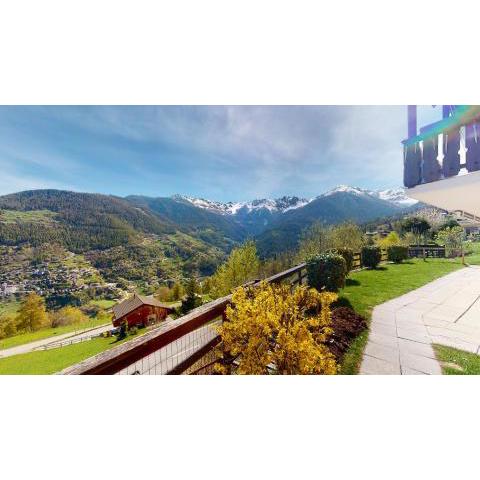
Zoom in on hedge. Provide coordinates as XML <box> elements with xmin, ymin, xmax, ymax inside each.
<box><xmin>334</xmin><ymin>247</ymin><xmax>355</xmax><ymax>273</ymax></box>
<box><xmin>387</xmin><ymin>245</ymin><xmax>409</xmax><ymax>263</ymax></box>
<box><xmin>306</xmin><ymin>253</ymin><xmax>347</xmax><ymax>292</ymax></box>
<box><xmin>361</xmin><ymin>246</ymin><xmax>382</xmax><ymax>269</ymax></box>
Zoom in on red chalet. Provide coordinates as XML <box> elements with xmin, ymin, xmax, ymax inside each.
<box><xmin>112</xmin><ymin>294</ymin><xmax>174</xmax><ymax>328</ymax></box>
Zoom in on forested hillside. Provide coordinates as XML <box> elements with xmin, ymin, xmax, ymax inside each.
<box><xmin>0</xmin><ymin>188</ymin><xmax>420</xmax><ymax>282</ymax></box>
<box><xmin>0</xmin><ymin>190</ymin><xmax>178</xmax><ymax>251</ymax></box>
<box><xmin>126</xmin><ymin>195</ymin><xmax>246</xmax><ymax>251</ymax></box>
<box><xmin>255</xmin><ymin>190</ymin><xmax>404</xmax><ymax>257</ymax></box>
<box><xmin>0</xmin><ymin>190</ymin><xmax>228</xmax><ymax>284</ymax></box>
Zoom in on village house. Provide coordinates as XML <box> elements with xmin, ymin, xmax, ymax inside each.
<box><xmin>112</xmin><ymin>293</ymin><xmax>174</xmax><ymax>328</ymax></box>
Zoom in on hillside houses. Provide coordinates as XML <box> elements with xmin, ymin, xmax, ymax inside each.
<box><xmin>0</xmin><ymin>245</ymin><xmax>124</xmax><ymax>301</ymax></box>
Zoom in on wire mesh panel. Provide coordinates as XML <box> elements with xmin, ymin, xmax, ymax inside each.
<box><xmin>115</xmin><ymin>320</ymin><xmax>221</xmax><ymax>375</ymax></box>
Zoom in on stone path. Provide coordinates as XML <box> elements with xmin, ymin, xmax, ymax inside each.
<box><xmin>360</xmin><ymin>266</ymin><xmax>480</xmax><ymax>375</ymax></box>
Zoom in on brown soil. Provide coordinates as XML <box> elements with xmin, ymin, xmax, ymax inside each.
<box><xmin>328</xmin><ymin>307</ymin><xmax>367</xmax><ymax>361</ymax></box>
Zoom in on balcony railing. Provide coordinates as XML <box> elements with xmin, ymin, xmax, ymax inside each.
<box><xmin>403</xmin><ymin>106</ymin><xmax>480</xmax><ymax>189</ymax></box>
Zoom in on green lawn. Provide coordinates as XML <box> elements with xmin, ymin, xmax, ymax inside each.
<box><xmin>0</xmin><ymin>315</ymin><xmax>110</xmax><ymax>350</ymax></box>
<box><xmin>339</xmin><ymin>258</ymin><xmax>464</xmax><ymax>374</ymax></box>
<box><xmin>88</xmin><ymin>299</ymin><xmax>116</xmax><ymax>309</ymax></box>
<box><xmin>434</xmin><ymin>344</ymin><xmax>480</xmax><ymax>374</ymax></box>
<box><xmin>0</xmin><ymin>331</ymin><xmax>142</xmax><ymax>375</ymax></box>
<box><xmin>0</xmin><ymin>209</ymin><xmax>57</xmax><ymax>225</ymax></box>
<box><xmin>466</xmin><ymin>242</ymin><xmax>480</xmax><ymax>266</ymax></box>
<box><xmin>0</xmin><ymin>301</ymin><xmax>20</xmax><ymax>316</ymax></box>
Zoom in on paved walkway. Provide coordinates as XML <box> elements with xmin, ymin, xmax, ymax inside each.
<box><xmin>360</xmin><ymin>266</ymin><xmax>480</xmax><ymax>375</ymax></box>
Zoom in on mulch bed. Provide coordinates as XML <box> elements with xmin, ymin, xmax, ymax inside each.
<box><xmin>328</xmin><ymin>307</ymin><xmax>367</xmax><ymax>361</ymax></box>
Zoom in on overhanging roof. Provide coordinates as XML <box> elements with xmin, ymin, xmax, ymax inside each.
<box><xmin>407</xmin><ymin>171</ymin><xmax>480</xmax><ymax>218</ymax></box>
<box><xmin>113</xmin><ymin>294</ymin><xmax>173</xmax><ymax>320</ymax></box>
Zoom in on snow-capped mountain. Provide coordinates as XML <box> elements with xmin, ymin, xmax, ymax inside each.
<box><xmin>321</xmin><ymin>185</ymin><xmax>418</xmax><ymax>207</ymax></box>
<box><xmin>372</xmin><ymin>188</ymin><xmax>418</xmax><ymax>207</ymax></box>
<box><xmin>176</xmin><ymin>186</ymin><xmax>417</xmax><ymax>220</ymax></box>
<box><xmin>177</xmin><ymin>195</ymin><xmax>311</xmax><ymax>215</ymax></box>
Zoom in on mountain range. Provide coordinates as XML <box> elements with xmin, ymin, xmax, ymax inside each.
<box><xmin>0</xmin><ymin>186</ymin><xmax>420</xmax><ymax>272</ymax></box>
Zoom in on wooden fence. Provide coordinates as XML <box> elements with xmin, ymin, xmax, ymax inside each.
<box><xmin>408</xmin><ymin>245</ymin><xmax>446</xmax><ymax>258</ymax></box>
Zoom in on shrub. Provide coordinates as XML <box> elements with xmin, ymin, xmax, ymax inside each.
<box><xmin>216</xmin><ymin>282</ymin><xmax>338</xmax><ymax>375</ymax></box>
<box><xmin>387</xmin><ymin>245</ymin><xmax>409</xmax><ymax>263</ymax></box>
<box><xmin>0</xmin><ymin>314</ymin><xmax>18</xmax><ymax>339</ymax></box>
<box><xmin>306</xmin><ymin>253</ymin><xmax>347</xmax><ymax>292</ymax></box>
<box><xmin>334</xmin><ymin>248</ymin><xmax>354</xmax><ymax>274</ymax></box>
<box><xmin>436</xmin><ymin>226</ymin><xmax>465</xmax><ymax>257</ymax></box>
<box><xmin>361</xmin><ymin>246</ymin><xmax>382</xmax><ymax>269</ymax></box>
<box><xmin>155</xmin><ymin>286</ymin><xmax>173</xmax><ymax>302</ymax></box>
<box><xmin>50</xmin><ymin>306</ymin><xmax>89</xmax><ymax>328</ymax></box>
<box><xmin>377</xmin><ymin>231</ymin><xmax>401</xmax><ymax>249</ymax></box>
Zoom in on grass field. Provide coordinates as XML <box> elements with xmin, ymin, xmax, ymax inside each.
<box><xmin>339</xmin><ymin>258</ymin><xmax>464</xmax><ymax>374</ymax></box>
<box><xmin>0</xmin><ymin>331</ymin><xmax>142</xmax><ymax>375</ymax></box>
<box><xmin>0</xmin><ymin>209</ymin><xmax>57</xmax><ymax>224</ymax></box>
<box><xmin>466</xmin><ymin>241</ymin><xmax>480</xmax><ymax>266</ymax></box>
<box><xmin>434</xmin><ymin>344</ymin><xmax>480</xmax><ymax>374</ymax></box>
<box><xmin>0</xmin><ymin>301</ymin><xmax>20</xmax><ymax>316</ymax></box>
<box><xmin>0</xmin><ymin>315</ymin><xmax>110</xmax><ymax>350</ymax></box>
<box><xmin>88</xmin><ymin>299</ymin><xmax>116</xmax><ymax>309</ymax></box>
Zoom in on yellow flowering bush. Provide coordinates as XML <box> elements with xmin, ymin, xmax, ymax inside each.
<box><xmin>216</xmin><ymin>282</ymin><xmax>338</xmax><ymax>375</ymax></box>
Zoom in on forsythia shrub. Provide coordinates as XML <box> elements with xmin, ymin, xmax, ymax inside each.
<box><xmin>387</xmin><ymin>245</ymin><xmax>409</xmax><ymax>263</ymax></box>
<box><xmin>376</xmin><ymin>231</ymin><xmax>402</xmax><ymax>249</ymax></box>
<box><xmin>216</xmin><ymin>282</ymin><xmax>338</xmax><ymax>375</ymax></box>
<box><xmin>361</xmin><ymin>246</ymin><xmax>382</xmax><ymax>269</ymax></box>
<box><xmin>306</xmin><ymin>253</ymin><xmax>347</xmax><ymax>292</ymax></box>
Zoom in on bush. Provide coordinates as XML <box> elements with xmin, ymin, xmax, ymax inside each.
<box><xmin>387</xmin><ymin>245</ymin><xmax>409</xmax><ymax>263</ymax></box>
<box><xmin>50</xmin><ymin>306</ymin><xmax>89</xmax><ymax>328</ymax></box>
<box><xmin>0</xmin><ymin>314</ymin><xmax>18</xmax><ymax>339</ymax></box>
<box><xmin>377</xmin><ymin>231</ymin><xmax>401</xmax><ymax>249</ymax></box>
<box><xmin>361</xmin><ymin>246</ymin><xmax>382</xmax><ymax>269</ymax></box>
<box><xmin>334</xmin><ymin>248</ymin><xmax>354</xmax><ymax>273</ymax></box>
<box><xmin>216</xmin><ymin>282</ymin><xmax>338</xmax><ymax>374</ymax></box>
<box><xmin>307</xmin><ymin>253</ymin><xmax>347</xmax><ymax>292</ymax></box>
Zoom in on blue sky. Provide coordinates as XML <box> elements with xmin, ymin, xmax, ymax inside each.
<box><xmin>0</xmin><ymin>106</ymin><xmax>441</xmax><ymax>202</ymax></box>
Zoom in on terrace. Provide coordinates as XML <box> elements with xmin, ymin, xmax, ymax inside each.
<box><xmin>60</xmin><ymin>248</ymin><xmax>467</xmax><ymax>375</ymax></box>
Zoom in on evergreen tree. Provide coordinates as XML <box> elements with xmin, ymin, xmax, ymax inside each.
<box><xmin>180</xmin><ymin>278</ymin><xmax>201</xmax><ymax>314</ymax></box>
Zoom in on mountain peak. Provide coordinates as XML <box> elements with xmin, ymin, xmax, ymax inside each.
<box><xmin>322</xmin><ymin>185</ymin><xmax>418</xmax><ymax>207</ymax></box>
<box><xmin>176</xmin><ymin>195</ymin><xmax>311</xmax><ymax>215</ymax></box>
<box><xmin>322</xmin><ymin>185</ymin><xmax>369</xmax><ymax>197</ymax></box>
<box><xmin>174</xmin><ymin>185</ymin><xmax>417</xmax><ymax>215</ymax></box>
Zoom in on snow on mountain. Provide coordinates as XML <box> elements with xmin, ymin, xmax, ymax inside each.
<box><xmin>322</xmin><ymin>185</ymin><xmax>370</xmax><ymax>197</ymax></box>
<box><xmin>177</xmin><ymin>195</ymin><xmax>311</xmax><ymax>215</ymax></box>
<box><xmin>373</xmin><ymin>188</ymin><xmax>418</xmax><ymax>207</ymax></box>
<box><xmin>176</xmin><ymin>186</ymin><xmax>417</xmax><ymax>216</ymax></box>
<box><xmin>322</xmin><ymin>185</ymin><xmax>418</xmax><ymax>207</ymax></box>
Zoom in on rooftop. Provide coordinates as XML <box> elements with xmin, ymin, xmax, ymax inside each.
<box><xmin>113</xmin><ymin>293</ymin><xmax>173</xmax><ymax>321</ymax></box>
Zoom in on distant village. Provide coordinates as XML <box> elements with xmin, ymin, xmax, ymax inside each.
<box><xmin>0</xmin><ymin>245</ymin><xmax>124</xmax><ymax>304</ymax></box>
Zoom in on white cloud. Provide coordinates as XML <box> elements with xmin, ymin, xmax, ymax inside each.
<box><xmin>0</xmin><ymin>106</ymin><xmax>419</xmax><ymax>200</ymax></box>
